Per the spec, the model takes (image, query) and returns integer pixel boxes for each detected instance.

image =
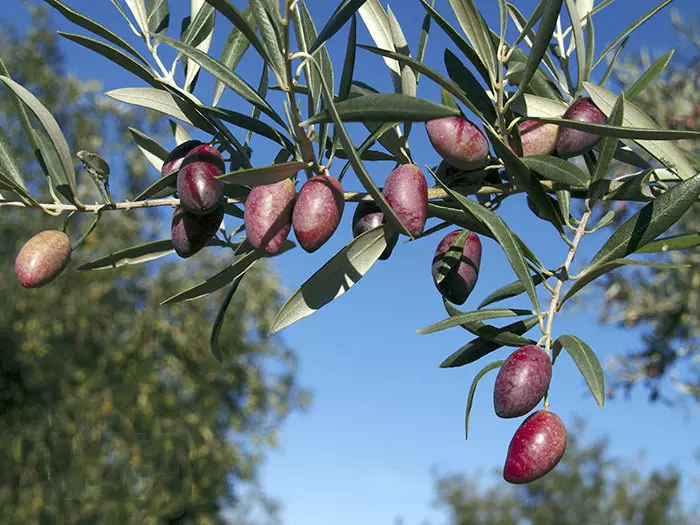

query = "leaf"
[634,233,700,253]
[444,300,535,346]
[433,228,471,285]
[417,308,534,335]
[170,119,192,145]
[444,49,497,123]
[153,34,284,127]
[358,0,401,91]
[338,14,357,101]
[478,273,546,309]
[529,115,700,141]
[43,0,149,64]
[521,155,589,187]
[210,274,243,362]
[250,0,286,86]
[78,240,176,270]
[431,169,541,314]
[441,88,459,110]
[506,47,563,101]
[418,0,490,84]
[508,0,546,49]
[587,210,616,232]
[0,127,26,191]
[146,0,170,35]
[560,258,691,306]
[440,316,540,368]
[212,6,255,106]
[591,92,624,184]
[181,1,216,49]
[387,5,416,99]
[32,129,77,204]
[447,0,498,83]
[588,173,700,270]
[58,32,159,88]
[598,36,628,86]
[203,105,293,149]
[0,76,77,199]
[465,360,504,439]
[508,0,563,105]
[555,335,605,408]
[564,0,585,90]
[592,0,674,69]
[309,0,368,53]
[124,0,150,35]
[269,225,391,334]
[105,87,214,132]
[133,172,176,201]
[302,93,460,126]
[626,49,674,99]
[128,127,169,172]
[510,93,567,118]
[203,0,271,65]
[583,12,595,82]
[217,161,305,186]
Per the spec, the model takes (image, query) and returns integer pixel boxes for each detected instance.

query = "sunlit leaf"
[217,162,305,186]
[626,49,674,99]
[447,0,498,83]
[128,127,168,172]
[444,300,535,346]
[554,335,604,408]
[417,308,534,335]
[521,155,589,187]
[212,7,254,106]
[591,92,625,184]
[78,239,177,270]
[309,0,368,53]
[465,360,504,439]
[634,233,700,253]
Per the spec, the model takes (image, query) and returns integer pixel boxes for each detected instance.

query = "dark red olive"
[177,144,225,215]
[509,120,558,157]
[161,140,203,177]
[555,97,607,158]
[292,175,344,253]
[244,178,296,255]
[382,164,428,238]
[431,230,482,305]
[171,205,224,259]
[504,410,567,484]
[351,202,397,260]
[426,117,489,170]
[15,230,71,288]
[494,345,552,418]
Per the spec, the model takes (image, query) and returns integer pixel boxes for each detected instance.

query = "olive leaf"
[465,360,505,440]
[417,308,534,335]
[554,335,605,408]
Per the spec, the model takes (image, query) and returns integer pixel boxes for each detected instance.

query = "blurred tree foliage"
[595,12,700,404]
[427,423,697,525]
[0,6,308,524]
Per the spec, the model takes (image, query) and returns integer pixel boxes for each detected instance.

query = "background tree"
[594,11,700,403]
[0,6,308,524]
[427,423,697,525]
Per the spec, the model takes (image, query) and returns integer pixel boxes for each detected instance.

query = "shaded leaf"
[598,36,628,86]
[465,360,505,439]
[217,161,305,186]
[128,127,168,172]
[203,105,293,149]
[309,0,368,53]
[210,274,243,362]
[444,49,497,123]
[555,335,605,408]
[444,300,535,346]
[634,233,700,253]
[203,0,271,64]
[478,273,546,309]
[521,155,589,187]
[433,228,471,285]
[0,127,26,190]
[78,240,176,270]
[417,308,534,335]
[338,14,357,101]
[529,115,700,140]
[591,92,625,184]
[447,0,498,82]
[212,6,254,106]
[626,49,674,99]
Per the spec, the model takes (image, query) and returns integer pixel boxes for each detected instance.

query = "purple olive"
[494,345,552,418]
[351,202,397,260]
[382,164,428,237]
[177,144,225,215]
[171,205,224,259]
[426,117,489,170]
[509,120,558,157]
[161,140,203,178]
[292,175,344,253]
[15,230,71,288]
[431,230,482,305]
[504,410,567,484]
[244,178,296,255]
[555,97,607,158]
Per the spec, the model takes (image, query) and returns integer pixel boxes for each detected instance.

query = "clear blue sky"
[4,1,700,524]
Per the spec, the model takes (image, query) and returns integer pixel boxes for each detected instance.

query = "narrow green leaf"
[588,173,700,270]
[634,233,700,253]
[592,0,674,69]
[444,300,535,346]
[431,168,541,314]
[269,225,390,334]
[440,316,540,368]
[510,93,567,118]
[387,5,417,99]
[203,105,293,150]
[181,2,216,49]
[626,49,674,99]
[0,127,26,190]
[417,308,534,335]
[170,119,192,145]
[128,127,168,172]
[43,0,149,64]
[478,273,546,309]
[210,274,243,362]
[529,115,700,140]
[146,0,170,35]
[598,36,628,86]
[564,0,585,90]
[334,148,395,162]
[419,0,490,84]
[338,14,357,101]
[153,34,284,127]
[433,228,471,285]
[250,0,286,85]
[521,155,589,187]
[309,0,368,53]
[591,92,625,184]
[447,0,498,83]
[106,87,214,132]
[506,47,564,101]
[302,92,460,126]
[415,0,434,84]
[133,172,176,201]
[583,12,595,82]
[465,360,505,439]
[0,77,78,201]
[124,0,150,35]
[203,0,271,64]
[587,210,616,232]
[441,89,460,110]
[555,335,605,408]
[508,0,545,49]
[509,0,564,105]
[357,0,401,92]
[58,32,159,88]
[217,162,304,186]
[212,6,254,106]
[78,239,176,270]
[337,121,400,179]
[444,49,497,123]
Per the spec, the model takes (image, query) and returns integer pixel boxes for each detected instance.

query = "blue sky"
[4,1,700,524]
